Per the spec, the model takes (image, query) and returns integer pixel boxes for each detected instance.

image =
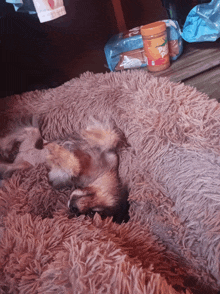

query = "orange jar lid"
[141,21,166,37]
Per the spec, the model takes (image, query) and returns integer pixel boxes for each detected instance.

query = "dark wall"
[0,0,119,97]
[121,0,168,29]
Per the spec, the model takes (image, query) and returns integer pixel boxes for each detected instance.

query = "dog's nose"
[68,199,81,217]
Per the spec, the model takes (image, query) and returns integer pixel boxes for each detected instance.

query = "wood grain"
[184,66,220,100]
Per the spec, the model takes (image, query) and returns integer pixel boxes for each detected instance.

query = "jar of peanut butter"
[141,21,170,72]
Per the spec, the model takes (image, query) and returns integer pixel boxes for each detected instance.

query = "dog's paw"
[0,140,21,163]
[0,160,33,180]
[48,167,74,189]
[20,161,33,170]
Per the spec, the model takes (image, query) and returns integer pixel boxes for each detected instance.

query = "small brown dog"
[46,121,129,223]
[0,119,129,223]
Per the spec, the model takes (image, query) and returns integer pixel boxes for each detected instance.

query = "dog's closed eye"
[86,210,96,218]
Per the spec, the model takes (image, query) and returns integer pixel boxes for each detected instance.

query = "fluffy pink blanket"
[1,70,220,294]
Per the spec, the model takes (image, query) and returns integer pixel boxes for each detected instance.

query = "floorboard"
[151,41,220,102]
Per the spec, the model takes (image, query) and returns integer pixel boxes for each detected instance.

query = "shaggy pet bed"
[1,70,220,293]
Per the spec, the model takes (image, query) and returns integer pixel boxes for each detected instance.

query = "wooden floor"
[152,40,220,102]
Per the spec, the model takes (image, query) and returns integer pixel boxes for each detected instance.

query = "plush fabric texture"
[1,70,220,293]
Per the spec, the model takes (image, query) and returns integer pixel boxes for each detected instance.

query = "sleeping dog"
[45,121,129,223]
[0,119,129,223]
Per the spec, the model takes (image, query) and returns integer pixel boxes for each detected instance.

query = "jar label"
[143,36,169,66]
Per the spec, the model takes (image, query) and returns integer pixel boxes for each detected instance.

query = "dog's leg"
[0,161,33,180]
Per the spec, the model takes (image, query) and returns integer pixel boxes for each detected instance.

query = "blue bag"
[182,0,220,42]
[104,20,183,72]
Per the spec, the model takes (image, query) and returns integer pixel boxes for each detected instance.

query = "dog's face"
[68,170,118,212]
[68,181,130,223]
[67,155,129,223]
